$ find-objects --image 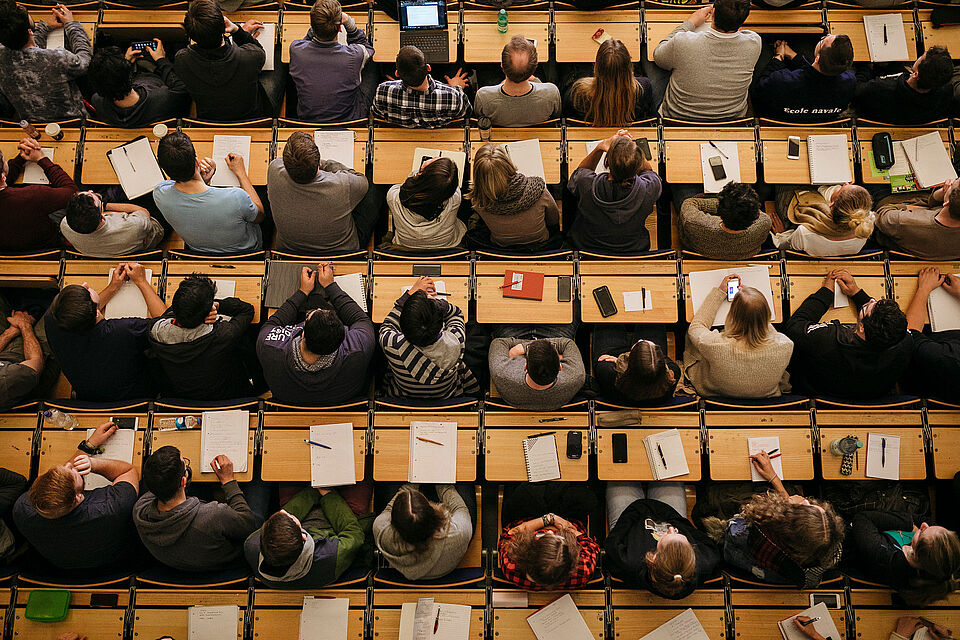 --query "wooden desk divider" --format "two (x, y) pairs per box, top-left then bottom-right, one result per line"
(929, 407), (960, 480)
